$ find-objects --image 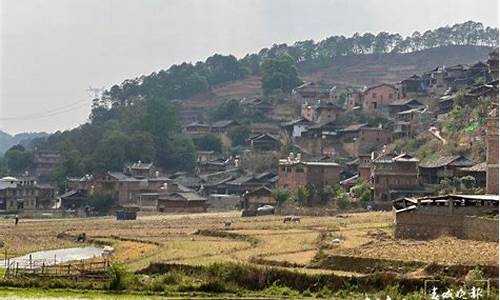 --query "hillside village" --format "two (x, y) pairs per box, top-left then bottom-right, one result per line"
(0, 11), (499, 297)
(0, 47), (497, 229)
